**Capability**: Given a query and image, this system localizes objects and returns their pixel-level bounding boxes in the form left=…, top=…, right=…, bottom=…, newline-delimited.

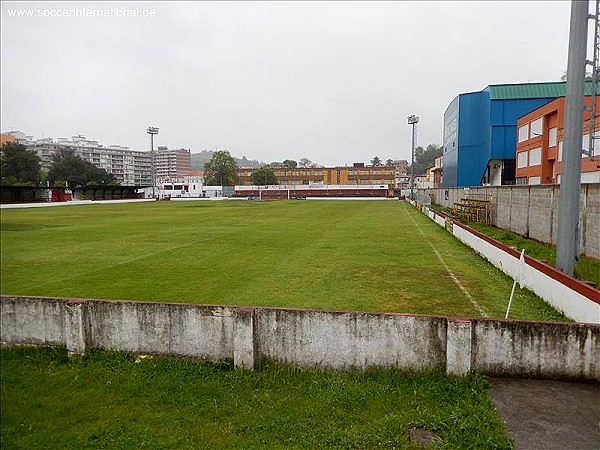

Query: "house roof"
left=485, top=80, right=599, bottom=100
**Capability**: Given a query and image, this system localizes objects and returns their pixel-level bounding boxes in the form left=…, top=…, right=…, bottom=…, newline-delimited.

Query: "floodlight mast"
left=556, top=0, right=588, bottom=276
left=146, top=127, right=159, bottom=198
left=407, top=115, right=419, bottom=199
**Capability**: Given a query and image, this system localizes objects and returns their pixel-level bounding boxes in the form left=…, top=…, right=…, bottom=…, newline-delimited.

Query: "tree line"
left=369, top=144, right=442, bottom=175
left=2, top=141, right=443, bottom=188
left=202, top=152, right=321, bottom=186
left=202, top=145, right=443, bottom=188
left=1, top=142, right=117, bottom=187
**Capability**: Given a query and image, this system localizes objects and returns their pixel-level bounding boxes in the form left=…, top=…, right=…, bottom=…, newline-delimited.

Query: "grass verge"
left=1, top=346, right=512, bottom=449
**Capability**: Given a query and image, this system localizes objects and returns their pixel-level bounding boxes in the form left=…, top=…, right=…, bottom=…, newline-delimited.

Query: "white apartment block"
left=5, top=132, right=190, bottom=187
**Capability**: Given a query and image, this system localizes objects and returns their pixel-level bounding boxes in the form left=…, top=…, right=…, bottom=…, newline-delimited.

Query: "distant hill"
left=191, top=150, right=263, bottom=171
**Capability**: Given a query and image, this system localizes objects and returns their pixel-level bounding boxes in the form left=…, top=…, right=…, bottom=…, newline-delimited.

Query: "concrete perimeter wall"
left=414, top=201, right=600, bottom=324
left=418, top=184, right=600, bottom=259
left=1, top=295, right=598, bottom=381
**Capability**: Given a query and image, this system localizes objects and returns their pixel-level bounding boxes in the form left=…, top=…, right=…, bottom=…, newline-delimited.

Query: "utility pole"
left=146, top=127, right=159, bottom=198
left=408, top=115, right=419, bottom=199
left=556, top=0, right=589, bottom=275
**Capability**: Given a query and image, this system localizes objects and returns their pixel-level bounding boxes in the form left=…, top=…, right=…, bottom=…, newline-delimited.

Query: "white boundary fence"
left=409, top=200, right=600, bottom=324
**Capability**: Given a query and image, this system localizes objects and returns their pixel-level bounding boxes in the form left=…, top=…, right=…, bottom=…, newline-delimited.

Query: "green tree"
left=282, top=159, right=297, bottom=168
left=371, top=156, right=381, bottom=166
left=385, top=158, right=394, bottom=166
left=299, top=158, right=312, bottom=168
left=203, top=150, right=238, bottom=186
left=1, top=142, right=41, bottom=185
left=48, top=149, right=116, bottom=187
left=410, top=144, right=442, bottom=175
left=251, top=166, right=278, bottom=185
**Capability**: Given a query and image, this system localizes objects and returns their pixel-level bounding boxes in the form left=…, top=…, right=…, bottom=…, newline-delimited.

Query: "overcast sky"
left=1, top=1, right=581, bottom=166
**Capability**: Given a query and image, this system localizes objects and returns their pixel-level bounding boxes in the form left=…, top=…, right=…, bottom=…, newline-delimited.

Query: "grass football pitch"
left=0, top=200, right=565, bottom=321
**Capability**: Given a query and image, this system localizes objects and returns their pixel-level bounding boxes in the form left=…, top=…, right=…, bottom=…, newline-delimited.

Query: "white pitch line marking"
left=403, top=203, right=488, bottom=317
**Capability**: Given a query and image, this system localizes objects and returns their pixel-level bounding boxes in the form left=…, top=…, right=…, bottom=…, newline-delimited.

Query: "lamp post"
left=146, top=127, right=159, bottom=198
left=407, top=115, right=419, bottom=199
left=556, top=0, right=588, bottom=275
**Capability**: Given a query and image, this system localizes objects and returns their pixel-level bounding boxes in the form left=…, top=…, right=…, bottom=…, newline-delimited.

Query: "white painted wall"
left=415, top=204, right=600, bottom=324
left=451, top=224, right=599, bottom=324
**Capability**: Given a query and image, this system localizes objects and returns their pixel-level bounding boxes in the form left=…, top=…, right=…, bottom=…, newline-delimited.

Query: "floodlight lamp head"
left=407, top=115, right=419, bottom=125
left=146, top=127, right=159, bottom=135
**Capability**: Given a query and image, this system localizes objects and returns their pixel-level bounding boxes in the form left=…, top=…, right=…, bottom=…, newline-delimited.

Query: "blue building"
left=442, top=82, right=568, bottom=187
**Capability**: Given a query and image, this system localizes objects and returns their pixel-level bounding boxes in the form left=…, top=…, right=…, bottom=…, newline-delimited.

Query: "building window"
left=582, top=133, right=590, bottom=158
left=549, top=127, right=557, bottom=147
left=530, top=118, right=543, bottom=138
left=528, top=176, right=541, bottom=185
left=518, top=124, right=529, bottom=143
left=517, top=151, right=528, bottom=168
left=581, top=132, right=599, bottom=157
left=529, top=147, right=542, bottom=166
left=516, top=177, right=527, bottom=186
left=558, top=141, right=563, bottom=161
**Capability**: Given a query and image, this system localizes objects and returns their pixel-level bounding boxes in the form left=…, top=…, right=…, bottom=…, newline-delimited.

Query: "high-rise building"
left=154, top=147, right=192, bottom=178
left=2, top=132, right=192, bottom=186
left=18, top=135, right=152, bottom=186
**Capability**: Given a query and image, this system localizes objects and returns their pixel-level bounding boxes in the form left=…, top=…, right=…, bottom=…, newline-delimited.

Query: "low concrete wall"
left=471, top=319, right=598, bottom=379
left=1, top=296, right=66, bottom=346
left=85, top=300, right=234, bottom=359
left=254, top=309, right=447, bottom=371
left=1, top=295, right=598, bottom=381
left=410, top=201, right=600, bottom=324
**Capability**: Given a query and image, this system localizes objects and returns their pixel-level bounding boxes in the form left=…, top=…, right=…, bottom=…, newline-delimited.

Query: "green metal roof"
left=584, top=80, right=600, bottom=95
left=486, top=82, right=566, bottom=99
left=486, top=80, right=600, bottom=99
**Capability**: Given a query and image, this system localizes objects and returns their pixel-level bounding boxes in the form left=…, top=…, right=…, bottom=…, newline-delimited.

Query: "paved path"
left=489, top=378, right=600, bottom=450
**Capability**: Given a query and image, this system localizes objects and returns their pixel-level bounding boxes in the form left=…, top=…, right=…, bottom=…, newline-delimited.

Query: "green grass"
left=0, top=346, right=512, bottom=449
left=0, top=200, right=566, bottom=320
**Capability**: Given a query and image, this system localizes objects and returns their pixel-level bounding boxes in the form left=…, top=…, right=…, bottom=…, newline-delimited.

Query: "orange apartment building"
left=237, top=165, right=396, bottom=187
left=0, top=133, right=17, bottom=147
left=515, top=96, right=600, bottom=185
